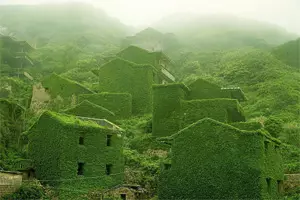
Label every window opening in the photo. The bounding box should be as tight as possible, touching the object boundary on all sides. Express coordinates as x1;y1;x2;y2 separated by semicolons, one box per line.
106;135;112;146
106;164;112;175
77;162;84;175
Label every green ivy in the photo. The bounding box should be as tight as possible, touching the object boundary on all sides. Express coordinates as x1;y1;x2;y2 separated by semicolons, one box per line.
62;100;115;122
27;111;124;199
158;118;283;200
79;92;132;119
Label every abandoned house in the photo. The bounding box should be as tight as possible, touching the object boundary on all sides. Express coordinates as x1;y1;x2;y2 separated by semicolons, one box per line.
152;81;246;137
0;98;25;148
92;58;158;115
27;111;124;198
0;170;23;197
116;45;175;83
78;93;132;120
101;184;147;200
32;73;94;110
188;78;246;102
158;118;284;200
62;100;116;122
0;35;34;76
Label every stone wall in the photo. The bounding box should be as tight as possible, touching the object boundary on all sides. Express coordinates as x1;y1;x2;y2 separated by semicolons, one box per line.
0;172;22;197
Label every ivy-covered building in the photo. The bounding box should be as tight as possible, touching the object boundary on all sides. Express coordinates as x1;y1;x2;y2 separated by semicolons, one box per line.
152;82;246;137
158;118;284;200
32;73;94;110
79;93;132;119
0;99;25;148
0;35;34;76
62;100;116;122
27;111;124;198
93;58;156;115
188;78;246;102
116;45;175;83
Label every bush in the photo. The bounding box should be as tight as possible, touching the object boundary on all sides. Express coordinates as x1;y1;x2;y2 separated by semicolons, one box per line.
264;116;284;138
1;182;45;200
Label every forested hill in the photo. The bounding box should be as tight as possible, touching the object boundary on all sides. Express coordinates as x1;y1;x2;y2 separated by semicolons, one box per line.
153;13;298;51
272;38;300;68
0;3;132;48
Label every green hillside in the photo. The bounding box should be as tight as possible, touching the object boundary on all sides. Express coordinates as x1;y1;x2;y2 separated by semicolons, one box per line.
272;38;300;68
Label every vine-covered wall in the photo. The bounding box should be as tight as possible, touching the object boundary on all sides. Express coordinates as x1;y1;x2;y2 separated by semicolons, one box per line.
158;118;283;200
27;111;124;199
96;58;154;115
62;100;116;122
188;78;246;102
181;99;246;128
79;92;132;119
42;73;94;98
152;83;189;137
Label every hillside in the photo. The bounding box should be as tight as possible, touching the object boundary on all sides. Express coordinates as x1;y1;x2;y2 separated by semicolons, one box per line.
0;3;131;48
272;38;300;68
153;13;299;51
121;27;180;53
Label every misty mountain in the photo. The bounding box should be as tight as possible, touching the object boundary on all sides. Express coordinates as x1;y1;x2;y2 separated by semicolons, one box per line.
153;13;299;50
0;3;132;48
121;27;180;52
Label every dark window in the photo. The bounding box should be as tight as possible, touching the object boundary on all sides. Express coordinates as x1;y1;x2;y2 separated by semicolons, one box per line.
266;178;271;194
79;136;84;145
120;194;126;200
106;164;112;175
277;180;283;193
106;135;112;146
77;162;84;175
264;141;269;151
164;163;171;170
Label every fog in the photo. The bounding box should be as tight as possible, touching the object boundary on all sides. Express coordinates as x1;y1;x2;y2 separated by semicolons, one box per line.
1;0;299;34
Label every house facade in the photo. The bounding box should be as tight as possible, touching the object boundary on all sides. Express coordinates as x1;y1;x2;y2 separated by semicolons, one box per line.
158;118;284;200
152;82;246;137
27;111;124;199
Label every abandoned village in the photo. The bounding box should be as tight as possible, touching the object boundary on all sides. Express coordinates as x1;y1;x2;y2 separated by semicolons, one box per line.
0;34;284;200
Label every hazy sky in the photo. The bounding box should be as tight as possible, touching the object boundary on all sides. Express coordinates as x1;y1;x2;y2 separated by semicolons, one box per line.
1;0;299;34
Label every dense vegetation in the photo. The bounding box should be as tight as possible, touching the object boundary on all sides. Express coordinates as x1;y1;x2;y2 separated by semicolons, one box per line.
0;2;299;199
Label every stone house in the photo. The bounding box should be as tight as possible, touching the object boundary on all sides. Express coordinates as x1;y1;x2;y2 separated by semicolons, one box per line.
27;111;124;199
158;118;284;200
152;82;246;137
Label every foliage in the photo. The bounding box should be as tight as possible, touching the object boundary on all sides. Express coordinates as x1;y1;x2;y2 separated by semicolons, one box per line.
27;111;124;198
264;117;284;138
159;118;283;200
62;100;116;122
230;121;263;131
79;93;132;119
1;181;45;200
181;99;245;127
272;38;300;68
